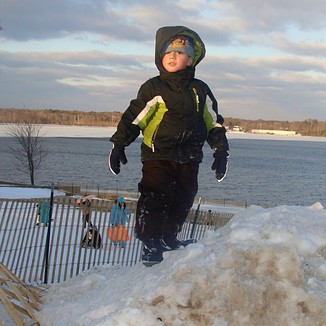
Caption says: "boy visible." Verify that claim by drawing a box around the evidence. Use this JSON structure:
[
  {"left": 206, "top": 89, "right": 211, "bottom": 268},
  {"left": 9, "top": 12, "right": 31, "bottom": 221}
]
[{"left": 108, "top": 26, "right": 229, "bottom": 266}]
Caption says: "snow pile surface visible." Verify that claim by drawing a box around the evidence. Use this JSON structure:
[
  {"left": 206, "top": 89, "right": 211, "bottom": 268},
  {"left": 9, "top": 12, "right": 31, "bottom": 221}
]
[{"left": 35, "top": 203, "right": 326, "bottom": 326}]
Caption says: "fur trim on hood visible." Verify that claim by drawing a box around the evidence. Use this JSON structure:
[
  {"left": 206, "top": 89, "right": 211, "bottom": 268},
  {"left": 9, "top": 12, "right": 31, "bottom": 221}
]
[{"left": 155, "top": 26, "right": 206, "bottom": 73}]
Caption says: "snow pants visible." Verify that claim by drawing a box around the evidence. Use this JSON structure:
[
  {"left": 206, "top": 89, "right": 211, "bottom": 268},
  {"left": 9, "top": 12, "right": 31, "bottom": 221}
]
[{"left": 134, "top": 160, "right": 199, "bottom": 241}]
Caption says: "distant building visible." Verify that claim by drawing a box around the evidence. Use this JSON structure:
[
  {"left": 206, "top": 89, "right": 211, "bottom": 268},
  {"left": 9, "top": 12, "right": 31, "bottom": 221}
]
[{"left": 232, "top": 126, "right": 243, "bottom": 132}]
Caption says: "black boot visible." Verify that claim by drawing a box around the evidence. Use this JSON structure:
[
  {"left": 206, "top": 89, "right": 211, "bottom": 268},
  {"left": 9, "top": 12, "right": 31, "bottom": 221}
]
[
  {"left": 162, "top": 233, "right": 197, "bottom": 251},
  {"left": 142, "top": 239, "right": 164, "bottom": 267}
]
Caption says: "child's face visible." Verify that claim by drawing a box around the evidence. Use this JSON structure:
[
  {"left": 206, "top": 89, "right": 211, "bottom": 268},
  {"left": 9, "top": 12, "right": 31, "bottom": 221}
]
[{"left": 162, "top": 51, "right": 193, "bottom": 73}]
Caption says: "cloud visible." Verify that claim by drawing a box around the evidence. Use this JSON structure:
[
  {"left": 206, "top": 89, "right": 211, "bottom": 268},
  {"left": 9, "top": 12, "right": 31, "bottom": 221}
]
[
  {"left": 219, "top": 0, "right": 326, "bottom": 31},
  {"left": 0, "top": 0, "right": 325, "bottom": 120},
  {"left": 273, "top": 35, "right": 326, "bottom": 57},
  {"left": 2, "top": 0, "right": 153, "bottom": 41},
  {"left": 0, "top": 49, "right": 154, "bottom": 111},
  {"left": 200, "top": 54, "right": 326, "bottom": 119}
]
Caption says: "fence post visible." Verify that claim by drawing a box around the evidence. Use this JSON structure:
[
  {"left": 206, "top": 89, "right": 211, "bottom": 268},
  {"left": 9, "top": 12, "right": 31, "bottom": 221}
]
[
  {"left": 190, "top": 197, "right": 202, "bottom": 238},
  {"left": 43, "top": 183, "right": 54, "bottom": 284}
]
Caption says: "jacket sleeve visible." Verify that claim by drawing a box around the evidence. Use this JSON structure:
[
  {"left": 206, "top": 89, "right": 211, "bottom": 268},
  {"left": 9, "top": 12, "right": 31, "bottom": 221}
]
[
  {"left": 201, "top": 81, "right": 229, "bottom": 153},
  {"left": 110, "top": 81, "right": 153, "bottom": 147}
]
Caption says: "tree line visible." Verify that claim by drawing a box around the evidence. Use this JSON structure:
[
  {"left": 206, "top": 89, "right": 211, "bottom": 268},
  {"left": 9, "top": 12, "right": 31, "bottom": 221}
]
[
  {"left": 0, "top": 108, "right": 121, "bottom": 127},
  {"left": 227, "top": 118, "right": 326, "bottom": 137},
  {"left": 1, "top": 108, "right": 325, "bottom": 137}
]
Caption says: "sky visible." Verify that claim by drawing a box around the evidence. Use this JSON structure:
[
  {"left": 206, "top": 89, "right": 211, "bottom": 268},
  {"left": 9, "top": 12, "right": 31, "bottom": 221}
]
[
  {"left": 1, "top": 187, "right": 326, "bottom": 325},
  {"left": 0, "top": 1, "right": 326, "bottom": 121}
]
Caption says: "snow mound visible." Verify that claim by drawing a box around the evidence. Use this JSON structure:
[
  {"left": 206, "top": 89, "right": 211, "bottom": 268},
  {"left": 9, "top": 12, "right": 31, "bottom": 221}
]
[{"left": 36, "top": 204, "right": 326, "bottom": 326}]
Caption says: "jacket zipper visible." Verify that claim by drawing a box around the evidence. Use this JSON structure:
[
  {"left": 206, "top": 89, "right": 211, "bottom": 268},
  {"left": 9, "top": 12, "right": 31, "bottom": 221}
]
[
  {"left": 151, "top": 124, "right": 160, "bottom": 152},
  {"left": 192, "top": 88, "right": 199, "bottom": 112}
]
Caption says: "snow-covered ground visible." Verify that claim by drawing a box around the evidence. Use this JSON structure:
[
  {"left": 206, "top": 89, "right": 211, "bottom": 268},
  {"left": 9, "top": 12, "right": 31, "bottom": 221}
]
[
  {"left": 0, "top": 124, "right": 114, "bottom": 138},
  {"left": 1, "top": 187, "right": 326, "bottom": 325},
  {"left": 0, "top": 186, "right": 65, "bottom": 198},
  {"left": 1, "top": 123, "right": 325, "bottom": 142}
]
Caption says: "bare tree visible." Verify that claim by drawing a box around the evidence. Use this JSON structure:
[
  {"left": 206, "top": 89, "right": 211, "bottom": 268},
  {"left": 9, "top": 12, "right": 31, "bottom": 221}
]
[{"left": 5, "top": 122, "right": 47, "bottom": 185}]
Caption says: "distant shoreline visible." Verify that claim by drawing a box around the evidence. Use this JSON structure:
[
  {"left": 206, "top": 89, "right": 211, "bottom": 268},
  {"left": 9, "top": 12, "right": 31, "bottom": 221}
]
[
  {"left": 0, "top": 124, "right": 325, "bottom": 142},
  {"left": 0, "top": 124, "right": 114, "bottom": 138}
]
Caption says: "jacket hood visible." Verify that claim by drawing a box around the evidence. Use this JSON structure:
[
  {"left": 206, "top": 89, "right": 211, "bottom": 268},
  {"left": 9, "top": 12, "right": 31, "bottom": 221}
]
[{"left": 155, "top": 26, "right": 206, "bottom": 72}]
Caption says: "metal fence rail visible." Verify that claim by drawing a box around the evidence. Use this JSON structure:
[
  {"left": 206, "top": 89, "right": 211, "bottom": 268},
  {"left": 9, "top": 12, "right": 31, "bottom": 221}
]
[
  {"left": 0, "top": 197, "right": 233, "bottom": 285},
  {"left": 56, "top": 182, "right": 252, "bottom": 208}
]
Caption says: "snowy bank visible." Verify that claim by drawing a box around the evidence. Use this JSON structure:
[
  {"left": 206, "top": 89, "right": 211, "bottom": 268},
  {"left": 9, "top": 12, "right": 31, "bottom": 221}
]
[
  {"left": 0, "top": 124, "right": 114, "bottom": 138},
  {"left": 0, "top": 186, "right": 65, "bottom": 199},
  {"left": 1, "top": 124, "right": 325, "bottom": 142},
  {"left": 34, "top": 203, "right": 326, "bottom": 326}
]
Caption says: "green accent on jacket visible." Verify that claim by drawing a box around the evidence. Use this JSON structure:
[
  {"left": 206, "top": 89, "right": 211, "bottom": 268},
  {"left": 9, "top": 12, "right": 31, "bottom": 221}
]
[{"left": 132, "top": 95, "right": 168, "bottom": 149}]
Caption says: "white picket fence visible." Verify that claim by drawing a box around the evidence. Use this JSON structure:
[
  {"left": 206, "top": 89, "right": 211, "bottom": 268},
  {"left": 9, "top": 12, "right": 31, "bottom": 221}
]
[{"left": 0, "top": 197, "right": 233, "bottom": 284}]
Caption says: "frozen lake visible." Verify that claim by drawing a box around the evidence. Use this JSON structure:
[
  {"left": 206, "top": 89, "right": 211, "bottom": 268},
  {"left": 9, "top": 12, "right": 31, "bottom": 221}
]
[{"left": 0, "top": 125, "right": 325, "bottom": 207}]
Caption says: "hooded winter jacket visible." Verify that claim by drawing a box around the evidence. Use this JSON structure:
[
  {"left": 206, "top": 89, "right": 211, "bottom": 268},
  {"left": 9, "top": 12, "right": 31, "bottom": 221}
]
[{"left": 110, "top": 26, "right": 228, "bottom": 163}]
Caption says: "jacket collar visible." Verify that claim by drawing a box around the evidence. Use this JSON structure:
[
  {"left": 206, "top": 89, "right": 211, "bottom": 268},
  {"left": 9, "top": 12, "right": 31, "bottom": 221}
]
[{"left": 159, "top": 67, "right": 195, "bottom": 89}]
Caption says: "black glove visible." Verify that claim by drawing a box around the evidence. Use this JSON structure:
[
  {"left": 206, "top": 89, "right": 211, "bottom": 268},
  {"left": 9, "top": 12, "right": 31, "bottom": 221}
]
[
  {"left": 211, "top": 150, "right": 229, "bottom": 182},
  {"left": 108, "top": 144, "right": 127, "bottom": 175}
]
